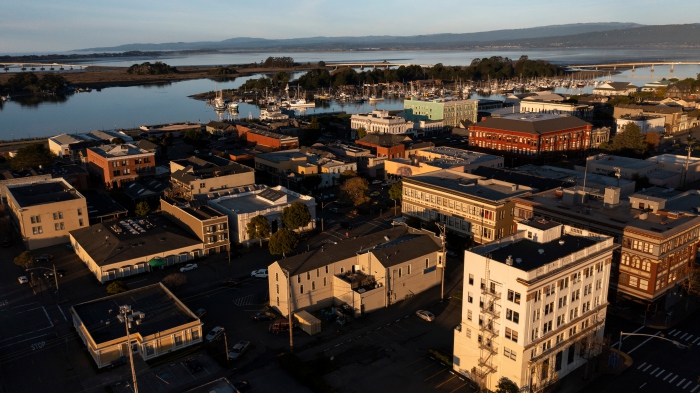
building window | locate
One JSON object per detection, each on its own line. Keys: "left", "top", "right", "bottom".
{"left": 300, "top": 285, "right": 304, "bottom": 294}
{"left": 276, "top": 297, "right": 280, "bottom": 306}
{"left": 79, "top": 219, "right": 83, "bottom": 226}
{"left": 504, "top": 347, "right": 517, "bottom": 361}
{"left": 276, "top": 273, "right": 279, "bottom": 281}
{"left": 425, "top": 258, "right": 429, "bottom": 269}
{"left": 276, "top": 284, "right": 279, "bottom": 294}
{"left": 398, "top": 268, "right": 403, "bottom": 278}
{"left": 323, "top": 277, "right": 327, "bottom": 286}
{"left": 144, "top": 343, "right": 155, "bottom": 356}
{"left": 113, "top": 170, "right": 120, "bottom": 177}
{"left": 174, "top": 334, "right": 183, "bottom": 347}
{"left": 639, "top": 279, "right": 649, "bottom": 291}
{"left": 468, "top": 292, "right": 473, "bottom": 303}
{"left": 506, "top": 309, "right": 519, "bottom": 323}
{"left": 297, "top": 275, "right": 301, "bottom": 283}
{"left": 505, "top": 328, "right": 518, "bottom": 343}
{"left": 325, "top": 266, "right": 329, "bottom": 274}
{"left": 407, "top": 264, "right": 411, "bottom": 275}
{"left": 54, "top": 222, "right": 65, "bottom": 231}
{"left": 507, "top": 290, "right": 521, "bottom": 304}
{"left": 468, "top": 274, "right": 474, "bottom": 285}
{"left": 629, "top": 276, "right": 638, "bottom": 287}
{"left": 77, "top": 208, "right": 82, "bottom": 216}
{"left": 312, "top": 281, "right": 316, "bottom": 290}
{"left": 30, "top": 215, "right": 41, "bottom": 224}
{"left": 53, "top": 212, "right": 63, "bottom": 220}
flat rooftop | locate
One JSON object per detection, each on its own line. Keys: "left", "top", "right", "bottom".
{"left": 421, "top": 147, "right": 501, "bottom": 165}
{"left": 89, "top": 144, "right": 150, "bottom": 158}
{"left": 249, "top": 129, "right": 297, "bottom": 140}
{"left": 163, "top": 197, "right": 226, "bottom": 221}
{"left": 486, "top": 234, "right": 598, "bottom": 272}
{"left": 405, "top": 170, "right": 533, "bottom": 202}
{"left": 82, "top": 191, "right": 128, "bottom": 220}
{"left": 589, "top": 155, "right": 658, "bottom": 171}
{"left": 72, "top": 283, "right": 196, "bottom": 345}
{"left": 210, "top": 187, "right": 309, "bottom": 214}
{"left": 255, "top": 150, "right": 306, "bottom": 163}
{"left": 8, "top": 181, "right": 82, "bottom": 207}
{"left": 648, "top": 154, "right": 700, "bottom": 166}
{"left": 514, "top": 165, "right": 634, "bottom": 189}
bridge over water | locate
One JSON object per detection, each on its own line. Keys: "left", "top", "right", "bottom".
{"left": 325, "top": 62, "right": 434, "bottom": 70}
{"left": 567, "top": 61, "right": 700, "bottom": 72}
{"left": 1, "top": 62, "right": 90, "bottom": 71}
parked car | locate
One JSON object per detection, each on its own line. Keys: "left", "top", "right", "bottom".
{"left": 34, "top": 254, "right": 53, "bottom": 263}
{"left": 391, "top": 217, "right": 406, "bottom": 226}
{"left": 206, "top": 326, "right": 225, "bottom": 341}
{"left": 221, "top": 278, "right": 240, "bottom": 287}
{"left": 340, "top": 222, "right": 354, "bottom": 230}
{"left": 370, "top": 191, "right": 380, "bottom": 197}
{"left": 18, "top": 276, "right": 28, "bottom": 284}
{"left": 195, "top": 308, "right": 207, "bottom": 319}
{"left": 328, "top": 207, "right": 340, "bottom": 213}
{"left": 185, "top": 357, "right": 203, "bottom": 372}
{"left": 269, "top": 319, "right": 294, "bottom": 333}
{"left": 371, "top": 180, "right": 382, "bottom": 185}
{"left": 416, "top": 310, "right": 435, "bottom": 322}
{"left": 253, "top": 311, "right": 276, "bottom": 321}
{"left": 228, "top": 340, "right": 250, "bottom": 360}
{"left": 180, "top": 263, "right": 198, "bottom": 272}
{"left": 251, "top": 269, "right": 268, "bottom": 278}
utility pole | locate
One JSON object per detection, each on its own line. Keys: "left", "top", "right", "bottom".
{"left": 120, "top": 305, "right": 139, "bottom": 393}
{"left": 53, "top": 264, "right": 60, "bottom": 303}
{"left": 223, "top": 332, "right": 230, "bottom": 362}
{"left": 437, "top": 223, "right": 447, "bottom": 300}
{"left": 683, "top": 139, "right": 695, "bottom": 187}
{"left": 282, "top": 268, "right": 294, "bottom": 352}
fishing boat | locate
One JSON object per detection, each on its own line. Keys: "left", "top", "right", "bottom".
{"left": 211, "top": 89, "right": 226, "bottom": 110}
{"left": 369, "top": 95, "right": 384, "bottom": 102}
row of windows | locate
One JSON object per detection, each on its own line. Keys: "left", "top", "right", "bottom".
{"left": 111, "top": 157, "right": 151, "bottom": 167}
{"left": 32, "top": 219, "right": 84, "bottom": 235}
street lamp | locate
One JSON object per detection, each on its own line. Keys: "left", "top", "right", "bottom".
{"left": 617, "top": 331, "right": 689, "bottom": 356}
{"left": 320, "top": 199, "right": 338, "bottom": 232}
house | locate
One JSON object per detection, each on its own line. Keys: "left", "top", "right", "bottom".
{"left": 205, "top": 121, "right": 237, "bottom": 136}
{"left": 70, "top": 214, "right": 204, "bottom": 283}
{"left": 453, "top": 220, "right": 614, "bottom": 392}
{"left": 134, "top": 139, "right": 162, "bottom": 157}
{"left": 267, "top": 227, "right": 443, "bottom": 317}
{"left": 592, "top": 82, "right": 638, "bottom": 96}
{"left": 86, "top": 144, "right": 156, "bottom": 189}
{"left": 613, "top": 104, "right": 691, "bottom": 135}
{"left": 71, "top": 283, "right": 202, "bottom": 368}
{"left": 169, "top": 156, "right": 255, "bottom": 200}
{"left": 207, "top": 185, "right": 316, "bottom": 244}
{"left": 665, "top": 84, "right": 693, "bottom": 99}
{"left": 6, "top": 179, "right": 88, "bottom": 250}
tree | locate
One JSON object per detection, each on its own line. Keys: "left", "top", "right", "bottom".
{"left": 162, "top": 132, "right": 174, "bottom": 146}
{"left": 388, "top": 181, "right": 403, "bottom": 215}
{"left": 317, "top": 61, "right": 326, "bottom": 67}
{"left": 340, "top": 176, "right": 370, "bottom": 206}
{"left": 339, "top": 169, "right": 359, "bottom": 185}
{"left": 135, "top": 201, "right": 150, "bottom": 216}
{"left": 605, "top": 123, "right": 648, "bottom": 157}
{"left": 268, "top": 228, "right": 298, "bottom": 257}
{"left": 681, "top": 266, "right": 700, "bottom": 311}
{"left": 111, "top": 137, "right": 125, "bottom": 145}
{"left": 14, "top": 251, "right": 34, "bottom": 269}
{"left": 356, "top": 127, "right": 367, "bottom": 139}
{"left": 282, "top": 202, "right": 311, "bottom": 231}
{"left": 183, "top": 129, "right": 204, "bottom": 146}
{"left": 307, "top": 117, "right": 321, "bottom": 130}
{"left": 495, "top": 377, "right": 519, "bottom": 393}
{"left": 300, "top": 175, "right": 322, "bottom": 192}
{"left": 11, "top": 143, "right": 56, "bottom": 170}
{"left": 162, "top": 273, "right": 188, "bottom": 292}
{"left": 246, "top": 215, "right": 271, "bottom": 247}
{"left": 644, "top": 131, "right": 661, "bottom": 152}
{"left": 106, "top": 280, "right": 128, "bottom": 295}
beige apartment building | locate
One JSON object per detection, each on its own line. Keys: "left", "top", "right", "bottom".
{"left": 169, "top": 156, "right": 255, "bottom": 199}
{"left": 6, "top": 179, "right": 88, "bottom": 250}
{"left": 160, "top": 197, "right": 230, "bottom": 255}
{"left": 402, "top": 170, "right": 535, "bottom": 244}
{"left": 267, "top": 227, "right": 443, "bottom": 318}
{"left": 453, "top": 220, "right": 615, "bottom": 392}
{"left": 386, "top": 147, "right": 503, "bottom": 179}
{"left": 71, "top": 283, "right": 203, "bottom": 368}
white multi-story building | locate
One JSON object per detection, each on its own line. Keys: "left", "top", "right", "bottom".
{"left": 351, "top": 110, "right": 414, "bottom": 135}
{"left": 616, "top": 114, "right": 665, "bottom": 135}
{"left": 453, "top": 219, "right": 615, "bottom": 392}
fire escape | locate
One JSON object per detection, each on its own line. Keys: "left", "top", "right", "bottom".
{"left": 474, "top": 257, "right": 500, "bottom": 385}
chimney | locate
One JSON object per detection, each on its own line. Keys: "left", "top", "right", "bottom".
{"left": 506, "top": 255, "right": 513, "bottom": 266}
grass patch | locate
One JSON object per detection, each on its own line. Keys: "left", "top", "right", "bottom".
{"left": 278, "top": 352, "right": 336, "bottom": 393}
{"left": 428, "top": 349, "right": 453, "bottom": 367}
{"left": 452, "top": 292, "right": 463, "bottom": 300}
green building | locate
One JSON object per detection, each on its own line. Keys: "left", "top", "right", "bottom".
{"left": 403, "top": 98, "right": 478, "bottom": 127}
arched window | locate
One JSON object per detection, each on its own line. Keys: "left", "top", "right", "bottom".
{"left": 641, "top": 260, "right": 651, "bottom": 272}
{"left": 621, "top": 254, "right": 630, "bottom": 265}
{"left": 631, "top": 256, "right": 641, "bottom": 269}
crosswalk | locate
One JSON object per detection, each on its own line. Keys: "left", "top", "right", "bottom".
{"left": 667, "top": 329, "right": 700, "bottom": 345}
{"left": 233, "top": 294, "right": 255, "bottom": 306}
{"left": 636, "top": 361, "right": 699, "bottom": 390}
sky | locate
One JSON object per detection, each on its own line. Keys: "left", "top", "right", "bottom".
{"left": 2, "top": 0, "right": 699, "bottom": 54}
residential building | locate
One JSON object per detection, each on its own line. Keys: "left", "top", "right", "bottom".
{"left": 386, "top": 147, "right": 503, "bottom": 179}
{"left": 592, "top": 82, "right": 638, "bottom": 96}
{"left": 512, "top": 186, "right": 700, "bottom": 307}
{"left": 403, "top": 97, "right": 478, "bottom": 127}
{"left": 70, "top": 214, "right": 204, "bottom": 283}
{"left": 169, "top": 156, "right": 255, "bottom": 199}
{"left": 616, "top": 114, "right": 666, "bottom": 134}
{"left": 208, "top": 185, "right": 316, "bottom": 244}
{"left": 48, "top": 133, "right": 101, "bottom": 161}
{"left": 139, "top": 122, "right": 202, "bottom": 138}
{"left": 641, "top": 80, "right": 672, "bottom": 92}
{"left": 356, "top": 134, "right": 411, "bottom": 159}
{"left": 614, "top": 104, "right": 692, "bottom": 135}
{"left": 401, "top": 170, "right": 537, "bottom": 244}
{"left": 520, "top": 100, "right": 593, "bottom": 121}
{"left": 205, "top": 121, "right": 237, "bottom": 136}
{"left": 318, "top": 159, "right": 357, "bottom": 188}
{"left": 468, "top": 113, "right": 596, "bottom": 157}
{"left": 71, "top": 283, "right": 202, "bottom": 368}
{"left": 6, "top": 179, "right": 88, "bottom": 250}
{"left": 579, "top": 154, "right": 681, "bottom": 188}
{"left": 351, "top": 110, "right": 414, "bottom": 135}
{"left": 665, "top": 84, "right": 694, "bottom": 99}
{"left": 453, "top": 220, "right": 614, "bottom": 392}
{"left": 267, "top": 227, "right": 443, "bottom": 317}
{"left": 86, "top": 144, "right": 156, "bottom": 189}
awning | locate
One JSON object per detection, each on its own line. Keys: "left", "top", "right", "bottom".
{"left": 148, "top": 258, "right": 165, "bottom": 267}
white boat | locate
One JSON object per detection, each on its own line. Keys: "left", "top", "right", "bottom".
{"left": 285, "top": 98, "right": 316, "bottom": 108}
{"left": 211, "top": 88, "right": 226, "bottom": 110}
{"left": 260, "top": 106, "right": 289, "bottom": 120}
{"left": 228, "top": 101, "right": 239, "bottom": 110}
{"left": 369, "top": 95, "right": 384, "bottom": 102}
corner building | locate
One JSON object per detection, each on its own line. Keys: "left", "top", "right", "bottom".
{"left": 453, "top": 219, "right": 615, "bottom": 392}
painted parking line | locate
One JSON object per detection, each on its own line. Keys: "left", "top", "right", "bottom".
{"left": 673, "top": 330, "right": 682, "bottom": 337}
{"left": 643, "top": 364, "right": 652, "bottom": 372}
{"left": 663, "top": 373, "right": 673, "bottom": 381}
{"left": 694, "top": 337, "right": 700, "bottom": 344}
{"left": 680, "top": 333, "right": 689, "bottom": 340}
{"left": 56, "top": 305, "right": 67, "bottom": 322}
{"left": 683, "top": 381, "right": 693, "bottom": 389}
{"left": 640, "top": 383, "right": 646, "bottom": 389}
{"left": 450, "top": 382, "right": 471, "bottom": 393}
{"left": 669, "top": 375, "right": 678, "bottom": 383}
{"left": 650, "top": 367, "right": 659, "bottom": 374}
{"left": 655, "top": 369, "right": 666, "bottom": 377}
{"left": 414, "top": 362, "right": 440, "bottom": 374}
{"left": 435, "top": 374, "right": 457, "bottom": 388}
{"left": 180, "top": 362, "right": 196, "bottom": 379}
{"left": 678, "top": 378, "right": 687, "bottom": 387}
{"left": 638, "top": 362, "right": 647, "bottom": 369}
{"left": 692, "top": 385, "right": 700, "bottom": 393}
{"left": 669, "top": 329, "right": 677, "bottom": 335}
{"left": 424, "top": 368, "right": 448, "bottom": 381}
{"left": 687, "top": 335, "right": 694, "bottom": 341}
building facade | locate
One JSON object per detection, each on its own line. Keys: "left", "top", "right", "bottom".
{"left": 6, "top": 179, "right": 88, "bottom": 250}
{"left": 86, "top": 144, "right": 156, "bottom": 189}
{"left": 614, "top": 104, "right": 692, "bottom": 135}
{"left": 616, "top": 115, "right": 665, "bottom": 135}
{"left": 592, "top": 82, "right": 638, "bottom": 96}
{"left": 169, "top": 156, "right": 255, "bottom": 199}
{"left": 453, "top": 220, "right": 614, "bottom": 392}
{"left": 404, "top": 97, "right": 478, "bottom": 127}
{"left": 351, "top": 110, "right": 414, "bottom": 135}
{"left": 520, "top": 100, "right": 592, "bottom": 120}
{"left": 160, "top": 198, "right": 230, "bottom": 256}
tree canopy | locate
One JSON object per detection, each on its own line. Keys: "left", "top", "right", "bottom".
{"left": 601, "top": 123, "right": 650, "bottom": 157}
{"left": 183, "top": 129, "right": 205, "bottom": 146}
{"left": 340, "top": 177, "right": 370, "bottom": 206}
{"left": 356, "top": 127, "right": 367, "bottom": 139}
{"left": 135, "top": 201, "right": 150, "bottom": 216}
{"left": 11, "top": 143, "right": 56, "bottom": 170}
{"left": 106, "top": 280, "right": 128, "bottom": 295}
{"left": 388, "top": 181, "right": 403, "bottom": 201}
{"left": 268, "top": 228, "right": 298, "bottom": 257}
{"left": 282, "top": 202, "right": 311, "bottom": 230}
{"left": 0, "top": 72, "right": 69, "bottom": 95}
{"left": 495, "top": 377, "right": 519, "bottom": 393}
{"left": 126, "top": 61, "right": 177, "bottom": 75}
{"left": 14, "top": 251, "right": 34, "bottom": 269}
{"left": 246, "top": 215, "right": 271, "bottom": 247}
{"left": 111, "top": 137, "right": 125, "bottom": 145}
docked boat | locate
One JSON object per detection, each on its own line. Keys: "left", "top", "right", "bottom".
{"left": 369, "top": 95, "right": 384, "bottom": 102}
{"left": 211, "top": 89, "right": 226, "bottom": 110}
{"left": 285, "top": 98, "right": 316, "bottom": 108}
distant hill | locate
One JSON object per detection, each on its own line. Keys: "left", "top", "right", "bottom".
{"left": 80, "top": 23, "right": 644, "bottom": 52}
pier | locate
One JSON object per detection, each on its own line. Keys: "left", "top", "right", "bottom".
{"left": 1, "top": 62, "right": 90, "bottom": 71}
{"left": 567, "top": 61, "right": 700, "bottom": 72}
{"left": 326, "top": 62, "right": 434, "bottom": 70}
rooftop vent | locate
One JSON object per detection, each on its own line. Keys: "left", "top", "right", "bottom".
{"left": 515, "top": 258, "right": 522, "bottom": 264}
{"left": 538, "top": 249, "right": 545, "bottom": 255}
{"left": 506, "top": 255, "right": 513, "bottom": 266}
{"left": 559, "top": 240, "right": 565, "bottom": 246}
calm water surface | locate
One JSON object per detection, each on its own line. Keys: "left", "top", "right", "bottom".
{"left": 2, "top": 49, "right": 700, "bottom": 139}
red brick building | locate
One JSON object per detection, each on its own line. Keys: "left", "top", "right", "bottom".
{"left": 356, "top": 134, "right": 411, "bottom": 159}
{"left": 468, "top": 113, "right": 593, "bottom": 157}
{"left": 245, "top": 129, "right": 298, "bottom": 150}
{"left": 86, "top": 144, "right": 156, "bottom": 189}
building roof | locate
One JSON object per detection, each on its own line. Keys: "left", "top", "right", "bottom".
{"left": 7, "top": 180, "right": 83, "bottom": 207}
{"left": 589, "top": 154, "right": 658, "bottom": 171}
{"left": 513, "top": 165, "right": 635, "bottom": 190}
{"left": 123, "top": 179, "right": 169, "bottom": 200}
{"left": 170, "top": 156, "right": 254, "bottom": 184}
{"left": 0, "top": 168, "right": 45, "bottom": 181}
{"left": 405, "top": 169, "right": 535, "bottom": 202}
{"left": 70, "top": 214, "right": 202, "bottom": 266}
{"left": 248, "top": 129, "right": 297, "bottom": 141}
{"left": 185, "top": 378, "right": 237, "bottom": 393}
{"left": 486, "top": 234, "right": 599, "bottom": 272}
{"left": 275, "top": 227, "right": 439, "bottom": 275}
{"left": 648, "top": 154, "right": 700, "bottom": 166}
{"left": 134, "top": 139, "right": 159, "bottom": 151}
{"left": 82, "top": 191, "right": 129, "bottom": 220}
{"left": 49, "top": 133, "right": 92, "bottom": 146}
{"left": 89, "top": 144, "right": 151, "bottom": 158}
{"left": 419, "top": 146, "right": 502, "bottom": 165}
{"left": 471, "top": 167, "right": 572, "bottom": 192}
{"left": 71, "top": 283, "right": 197, "bottom": 345}
{"left": 255, "top": 150, "right": 306, "bottom": 163}
{"left": 357, "top": 134, "right": 412, "bottom": 147}
{"left": 596, "top": 82, "right": 638, "bottom": 91}
{"left": 471, "top": 113, "right": 591, "bottom": 135}
{"left": 617, "top": 104, "right": 683, "bottom": 114}
{"left": 208, "top": 185, "right": 312, "bottom": 215}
